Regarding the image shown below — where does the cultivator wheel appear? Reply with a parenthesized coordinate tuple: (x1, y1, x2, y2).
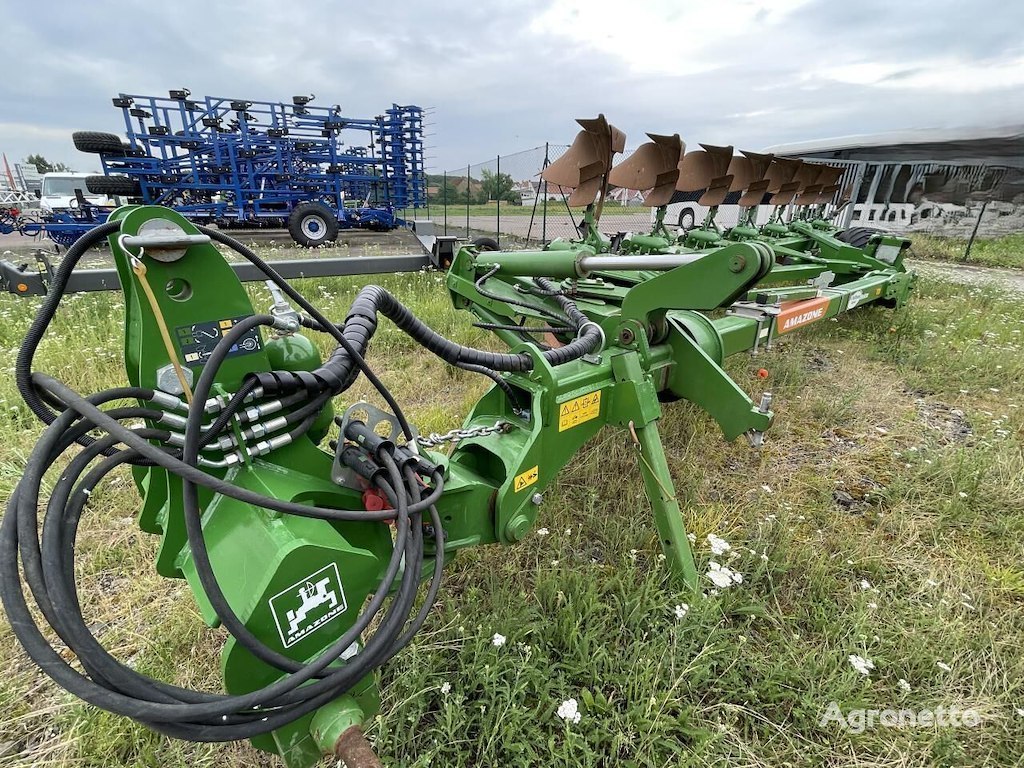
(288, 201, 339, 246)
(72, 131, 125, 154)
(86, 175, 142, 197)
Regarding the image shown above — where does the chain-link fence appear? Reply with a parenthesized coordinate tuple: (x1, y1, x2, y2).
(433, 142, 1024, 262)
(433, 144, 653, 249)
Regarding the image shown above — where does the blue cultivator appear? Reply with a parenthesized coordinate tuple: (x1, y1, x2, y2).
(3, 202, 112, 247)
(74, 91, 426, 246)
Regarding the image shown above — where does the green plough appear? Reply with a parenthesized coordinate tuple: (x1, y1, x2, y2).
(1, 116, 915, 766)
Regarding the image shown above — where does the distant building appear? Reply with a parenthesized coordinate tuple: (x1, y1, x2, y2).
(765, 124, 1024, 234)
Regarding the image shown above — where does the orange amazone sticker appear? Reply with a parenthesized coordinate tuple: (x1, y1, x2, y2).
(776, 297, 831, 335)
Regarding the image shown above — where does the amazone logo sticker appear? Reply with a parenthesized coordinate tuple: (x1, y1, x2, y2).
(776, 297, 831, 335)
(514, 465, 539, 492)
(847, 290, 869, 310)
(269, 563, 347, 648)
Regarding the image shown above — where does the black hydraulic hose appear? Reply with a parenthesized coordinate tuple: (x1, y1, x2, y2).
(455, 362, 525, 415)
(4, 379, 445, 738)
(4, 218, 457, 745)
(195, 378, 259, 449)
(473, 322, 572, 334)
(303, 283, 603, 375)
(474, 266, 570, 325)
(198, 225, 417, 442)
(7, 216, 605, 746)
(16, 220, 120, 427)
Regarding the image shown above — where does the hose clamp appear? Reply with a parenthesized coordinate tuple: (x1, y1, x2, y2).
(576, 321, 605, 354)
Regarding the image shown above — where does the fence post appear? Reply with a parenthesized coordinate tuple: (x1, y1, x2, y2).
(466, 163, 471, 237)
(496, 154, 501, 249)
(963, 198, 988, 262)
(443, 170, 448, 236)
(542, 142, 549, 245)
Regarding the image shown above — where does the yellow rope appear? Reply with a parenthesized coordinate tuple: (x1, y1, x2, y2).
(628, 420, 677, 502)
(131, 257, 194, 403)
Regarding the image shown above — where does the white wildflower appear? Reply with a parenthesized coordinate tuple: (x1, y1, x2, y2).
(849, 654, 875, 676)
(897, 678, 911, 692)
(556, 698, 581, 724)
(440, 681, 451, 695)
(536, 527, 549, 536)
(859, 579, 872, 591)
(491, 633, 506, 648)
(673, 604, 689, 620)
(706, 561, 742, 589)
(707, 534, 731, 556)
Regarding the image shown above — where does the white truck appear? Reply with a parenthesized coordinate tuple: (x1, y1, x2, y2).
(38, 172, 111, 213)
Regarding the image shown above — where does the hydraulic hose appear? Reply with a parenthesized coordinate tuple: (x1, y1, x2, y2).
(2, 220, 449, 745)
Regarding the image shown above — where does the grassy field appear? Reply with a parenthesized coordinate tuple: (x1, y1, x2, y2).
(907, 233, 1024, 271)
(1, 262, 1023, 766)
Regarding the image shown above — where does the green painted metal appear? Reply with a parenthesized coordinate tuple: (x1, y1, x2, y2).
(92, 187, 916, 766)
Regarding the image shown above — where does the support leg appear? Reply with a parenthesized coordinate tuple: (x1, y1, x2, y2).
(630, 420, 698, 590)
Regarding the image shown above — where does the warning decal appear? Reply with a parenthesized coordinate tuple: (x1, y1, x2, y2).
(558, 390, 602, 432)
(514, 465, 539, 492)
(175, 315, 262, 366)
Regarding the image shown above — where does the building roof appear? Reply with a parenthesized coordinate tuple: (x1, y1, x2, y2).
(764, 124, 1024, 167)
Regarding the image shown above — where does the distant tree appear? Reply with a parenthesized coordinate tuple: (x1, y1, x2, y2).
(480, 169, 518, 204)
(429, 179, 460, 205)
(25, 154, 71, 174)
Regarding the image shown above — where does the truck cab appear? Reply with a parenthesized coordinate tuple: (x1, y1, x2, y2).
(39, 172, 111, 213)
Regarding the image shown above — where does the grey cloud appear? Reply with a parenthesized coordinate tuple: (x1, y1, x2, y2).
(2, 0, 1020, 174)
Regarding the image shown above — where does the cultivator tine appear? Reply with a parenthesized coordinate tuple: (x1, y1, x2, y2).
(542, 114, 625, 211)
(607, 133, 684, 207)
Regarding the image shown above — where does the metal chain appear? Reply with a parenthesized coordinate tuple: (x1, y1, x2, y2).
(414, 420, 511, 448)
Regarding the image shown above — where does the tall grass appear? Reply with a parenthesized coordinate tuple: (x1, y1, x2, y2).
(0, 265, 1022, 766)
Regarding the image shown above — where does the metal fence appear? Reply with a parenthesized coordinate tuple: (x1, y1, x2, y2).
(436, 144, 653, 249)
(435, 144, 1024, 257)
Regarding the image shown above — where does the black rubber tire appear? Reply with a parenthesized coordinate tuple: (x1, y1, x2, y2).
(834, 226, 891, 249)
(72, 131, 124, 154)
(677, 208, 696, 231)
(287, 202, 340, 247)
(472, 236, 500, 252)
(85, 175, 141, 196)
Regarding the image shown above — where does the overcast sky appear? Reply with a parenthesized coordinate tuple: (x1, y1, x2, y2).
(2, 0, 1021, 176)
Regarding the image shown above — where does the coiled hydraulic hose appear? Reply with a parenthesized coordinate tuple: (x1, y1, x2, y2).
(1, 216, 604, 748)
